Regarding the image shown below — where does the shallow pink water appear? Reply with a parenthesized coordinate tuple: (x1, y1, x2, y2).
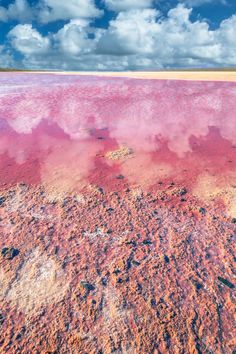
(0, 73, 236, 194)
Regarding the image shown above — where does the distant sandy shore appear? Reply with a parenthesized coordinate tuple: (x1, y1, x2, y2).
(28, 71, 236, 82)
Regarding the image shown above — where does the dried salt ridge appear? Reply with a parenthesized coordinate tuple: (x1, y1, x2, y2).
(0, 73, 235, 353)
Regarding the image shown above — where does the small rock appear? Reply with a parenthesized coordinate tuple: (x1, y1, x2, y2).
(101, 277, 107, 286)
(80, 281, 95, 292)
(113, 269, 121, 275)
(217, 276, 235, 289)
(116, 174, 125, 180)
(150, 298, 156, 308)
(178, 188, 187, 196)
(15, 326, 26, 341)
(195, 282, 203, 290)
(0, 196, 5, 206)
(125, 240, 137, 247)
(164, 255, 170, 263)
(199, 207, 206, 215)
(106, 207, 114, 213)
(98, 187, 104, 194)
(132, 260, 141, 266)
(126, 258, 132, 270)
(65, 322, 70, 331)
(0, 313, 4, 326)
(142, 239, 152, 245)
(1, 247, 19, 260)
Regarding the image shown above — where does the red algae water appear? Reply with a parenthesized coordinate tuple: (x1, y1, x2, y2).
(0, 73, 235, 353)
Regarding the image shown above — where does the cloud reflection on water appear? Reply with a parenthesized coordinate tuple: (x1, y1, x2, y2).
(0, 73, 236, 196)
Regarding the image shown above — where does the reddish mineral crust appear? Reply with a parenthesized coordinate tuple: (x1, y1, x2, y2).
(0, 73, 235, 353)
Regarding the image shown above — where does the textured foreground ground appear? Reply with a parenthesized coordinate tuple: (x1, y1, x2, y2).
(0, 73, 235, 353)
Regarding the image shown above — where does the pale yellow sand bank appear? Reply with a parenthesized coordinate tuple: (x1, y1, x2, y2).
(31, 71, 236, 82)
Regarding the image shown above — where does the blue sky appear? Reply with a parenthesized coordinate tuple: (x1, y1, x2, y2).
(0, 0, 236, 70)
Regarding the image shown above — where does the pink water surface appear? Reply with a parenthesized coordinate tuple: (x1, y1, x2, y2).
(0, 73, 236, 193)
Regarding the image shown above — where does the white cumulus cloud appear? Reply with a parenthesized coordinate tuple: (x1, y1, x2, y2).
(0, 45, 15, 68)
(38, 0, 103, 23)
(54, 19, 102, 56)
(0, 0, 33, 22)
(97, 9, 160, 55)
(8, 24, 50, 55)
(6, 4, 236, 70)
